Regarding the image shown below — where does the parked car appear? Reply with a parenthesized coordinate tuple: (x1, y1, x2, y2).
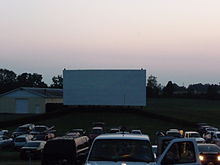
(198, 143, 220, 165)
(89, 127, 104, 141)
(85, 134, 200, 165)
(32, 133, 55, 141)
(184, 131, 205, 143)
(205, 127, 219, 134)
(0, 129, 9, 136)
(166, 129, 182, 138)
(67, 128, 86, 136)
(131, 129, 142, 135)
(14, 134, 33, 149)
(42, 136, 89, 165)
(30, 125, 55, 135)
(12, 124, 35, 138)
(0, 135, 13, 149)
(109, 128, 120, 133)
(92, 122, 105, 128)
(20, 140, 46, 159)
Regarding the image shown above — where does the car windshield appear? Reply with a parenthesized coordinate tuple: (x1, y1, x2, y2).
(189, 133, 200, 138)
(25, 142, 40, 147)
(198, 145, 220, 152)
(88, 139, 154, 162)
(33, 126, 47, 132)
(167, 132, 181, 137)
(92, 129, 103, 134)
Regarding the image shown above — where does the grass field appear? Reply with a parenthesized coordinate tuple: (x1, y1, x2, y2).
(1, 98, 220, 164)
(146, 98, 220, 127)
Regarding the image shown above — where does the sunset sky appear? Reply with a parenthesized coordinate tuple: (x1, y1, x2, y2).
(1, 0, 220, 86)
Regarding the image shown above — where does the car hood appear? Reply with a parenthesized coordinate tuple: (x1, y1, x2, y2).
(86, 161, 156, 165)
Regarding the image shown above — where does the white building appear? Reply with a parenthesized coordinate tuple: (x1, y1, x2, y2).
(63, 69, 146, 106)
(0, 87, 63, 114)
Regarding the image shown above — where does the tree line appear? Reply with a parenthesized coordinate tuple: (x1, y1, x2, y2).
(1, 68, 220, 100)
(0, 68, 63, 94)
(147, 75, 220, 100)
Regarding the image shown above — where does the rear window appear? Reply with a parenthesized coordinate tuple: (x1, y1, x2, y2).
(189, 133, 200, 138)
(25, 142, 41, 147)
(89, 139, 154, 163)
(15, 138, 26, 142)
(44, 140, 75, 154)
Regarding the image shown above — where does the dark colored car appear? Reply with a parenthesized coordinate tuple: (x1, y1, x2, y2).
(67, 129, 86, 136)
(42, 136, 89, 165)
(20, 141, 46, 159)
(30, 125, 55, 135)
(12, 124, 35, 138)
(32, 133, 55, 141)
(198, 143, 220, 165)
(89, 127, 104, 142)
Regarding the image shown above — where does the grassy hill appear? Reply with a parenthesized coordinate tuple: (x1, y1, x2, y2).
(3, 98, 220, 141)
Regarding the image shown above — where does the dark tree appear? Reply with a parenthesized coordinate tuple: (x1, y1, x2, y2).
(146, 75, 161, 97)
(50, 75, 63, 88)
(163, 81, 174, 97)
(17, 73, 47, 88)
(0, 69, 17, 93)
(207, 85, 219, 99)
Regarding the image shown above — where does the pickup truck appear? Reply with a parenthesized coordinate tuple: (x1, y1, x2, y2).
(85, 133, 201, 165)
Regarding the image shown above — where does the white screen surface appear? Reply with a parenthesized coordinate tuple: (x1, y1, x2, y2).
(63, 70, 146, 106)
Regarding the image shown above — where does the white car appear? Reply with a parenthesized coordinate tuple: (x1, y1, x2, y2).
(185, 131, 205, 143)
(14, 134, 33, 149)
(0, 135, 13, 148)
(85, 134, 201, 165)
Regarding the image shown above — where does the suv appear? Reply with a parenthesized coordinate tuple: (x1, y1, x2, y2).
(12, 124, 35, 138)
(86, 134, 201, 165)
(184, 131, 205, 143)
(14, 134, 34, 149)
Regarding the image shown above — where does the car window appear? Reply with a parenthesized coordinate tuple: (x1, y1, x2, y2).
(89, 139, 154, 163)
(162, 142, 196, 164)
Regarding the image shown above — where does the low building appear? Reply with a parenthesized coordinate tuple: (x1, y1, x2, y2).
(0, 87, 63, 114)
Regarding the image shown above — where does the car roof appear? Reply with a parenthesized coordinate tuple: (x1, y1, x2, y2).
(185, 131, 199, 133)
(92, 127, 103, 130)
(95, 133, 150, 141)
(16, 134, 32, 138)
(35, 125, 47, 127)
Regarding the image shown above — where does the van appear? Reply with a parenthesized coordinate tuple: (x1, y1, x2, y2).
(42, 136, 89, 165)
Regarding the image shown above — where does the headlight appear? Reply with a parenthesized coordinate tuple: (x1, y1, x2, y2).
(199, 155, 204, 161)
(217, 155, 220, 161)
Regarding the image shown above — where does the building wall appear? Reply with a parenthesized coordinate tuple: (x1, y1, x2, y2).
(45, 98, 63, 104)
(0, 97, 15, 113)
(0, 97, 46, 114)
(28, 98, 45, 113)
(63, 69, 146, 106)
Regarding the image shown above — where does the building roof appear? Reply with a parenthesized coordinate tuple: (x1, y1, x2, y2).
(0, 87, 63, 98)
